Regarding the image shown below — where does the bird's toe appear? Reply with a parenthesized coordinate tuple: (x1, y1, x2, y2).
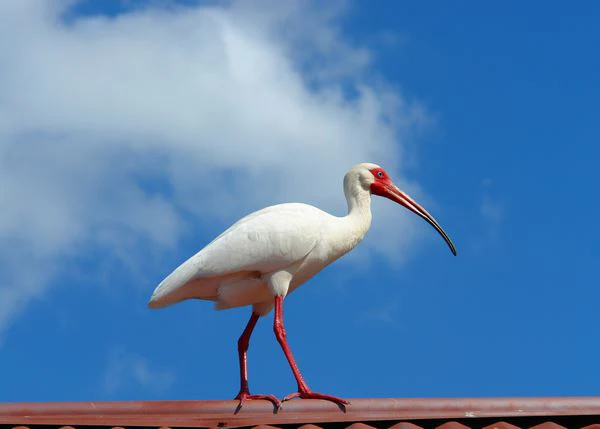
(235, 391, 281, 412)
(282, 389, 350, 407)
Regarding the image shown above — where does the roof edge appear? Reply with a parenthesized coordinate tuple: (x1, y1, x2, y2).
(2, 397, 600, 428)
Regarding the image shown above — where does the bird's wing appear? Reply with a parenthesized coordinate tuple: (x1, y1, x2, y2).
(150, 203, 327, 303)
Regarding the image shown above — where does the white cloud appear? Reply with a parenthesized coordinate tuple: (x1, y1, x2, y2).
(102, 348, 175, 394)
(0, 1, 432, 339)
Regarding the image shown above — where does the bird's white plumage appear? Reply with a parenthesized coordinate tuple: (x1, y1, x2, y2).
(149, 163, 379, 314)
(147, 162, 455, 407)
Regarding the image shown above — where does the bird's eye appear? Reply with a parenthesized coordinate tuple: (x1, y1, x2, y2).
(377, 171, 384, 178)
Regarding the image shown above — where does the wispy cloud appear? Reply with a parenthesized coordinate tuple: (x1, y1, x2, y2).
(479, 179, 504, 243)
(0, 1, 431, 340)
(466, 178, 505, 252)
(481, 195, 504, 236)
(102, 348, 175, 395)
(363, 302, 399, 324)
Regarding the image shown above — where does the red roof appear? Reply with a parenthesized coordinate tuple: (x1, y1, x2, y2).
(2, 397, 600, 429)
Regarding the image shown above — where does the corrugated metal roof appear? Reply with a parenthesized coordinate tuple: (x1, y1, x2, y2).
(2, 397, 600, 429)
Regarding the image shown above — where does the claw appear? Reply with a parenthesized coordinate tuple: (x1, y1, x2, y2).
(281, 389, 350, 408)
(282, 391, 301, 402)
(235, 391, 281, 413)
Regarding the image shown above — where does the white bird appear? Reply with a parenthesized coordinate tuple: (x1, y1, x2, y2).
(148, 163, 456, 409)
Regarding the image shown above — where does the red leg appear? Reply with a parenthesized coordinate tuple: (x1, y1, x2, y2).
(273, 296, 349, 406)
(235, 312, 280, 409)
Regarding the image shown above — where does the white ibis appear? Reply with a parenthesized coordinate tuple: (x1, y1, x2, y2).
(148, 163, 456, 408)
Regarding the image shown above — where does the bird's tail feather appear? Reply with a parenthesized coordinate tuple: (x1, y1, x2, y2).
(148, 261, 215, 309)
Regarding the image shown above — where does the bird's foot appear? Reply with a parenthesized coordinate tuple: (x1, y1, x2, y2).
(282, 388, 350, 407)
(235, 390, 281, 412)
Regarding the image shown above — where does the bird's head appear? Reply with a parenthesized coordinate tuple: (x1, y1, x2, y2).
(348, 163, 457, 256)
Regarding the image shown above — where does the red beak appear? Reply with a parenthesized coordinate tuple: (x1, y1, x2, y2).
(372, 182, 457, 256)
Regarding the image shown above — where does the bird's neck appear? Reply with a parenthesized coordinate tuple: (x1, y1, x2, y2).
(323, 186, 372, 262)
(346, 188, 372, 216)
(343, 187, 373, 244)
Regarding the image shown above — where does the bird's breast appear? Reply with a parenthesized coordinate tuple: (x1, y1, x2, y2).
(288, 220, 368, 291)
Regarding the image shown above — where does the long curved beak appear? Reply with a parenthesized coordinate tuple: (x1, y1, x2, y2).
(374, 183, 457, 256)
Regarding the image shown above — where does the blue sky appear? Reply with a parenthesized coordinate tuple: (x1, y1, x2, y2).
(1, 0, 599, 402)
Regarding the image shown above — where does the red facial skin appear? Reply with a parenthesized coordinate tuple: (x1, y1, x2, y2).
(369, 167, 392, 187)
